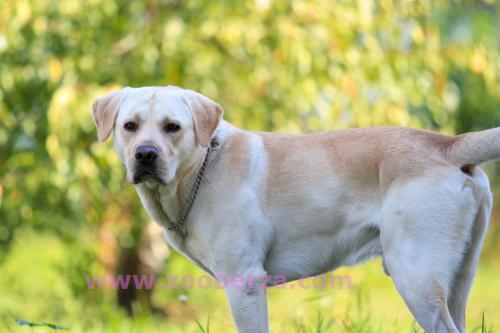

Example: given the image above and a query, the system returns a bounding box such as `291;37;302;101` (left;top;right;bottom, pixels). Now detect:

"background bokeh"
0;0;499;332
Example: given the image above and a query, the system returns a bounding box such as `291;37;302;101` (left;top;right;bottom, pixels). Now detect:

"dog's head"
92;86;223;185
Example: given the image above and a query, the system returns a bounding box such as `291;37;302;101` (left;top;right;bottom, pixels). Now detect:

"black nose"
135;145;159;165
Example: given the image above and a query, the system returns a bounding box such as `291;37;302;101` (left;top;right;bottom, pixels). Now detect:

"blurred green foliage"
0;0;499;332
1;0;499;248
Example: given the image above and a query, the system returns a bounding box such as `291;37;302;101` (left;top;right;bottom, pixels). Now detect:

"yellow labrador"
92;86;499;333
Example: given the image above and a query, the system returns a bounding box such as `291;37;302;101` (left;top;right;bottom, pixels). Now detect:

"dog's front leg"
223;270;270;333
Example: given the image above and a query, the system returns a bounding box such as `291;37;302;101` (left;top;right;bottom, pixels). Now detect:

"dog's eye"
164;123;181;133
124;122;138;131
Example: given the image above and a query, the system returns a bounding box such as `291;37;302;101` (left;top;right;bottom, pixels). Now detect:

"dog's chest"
139;186;213;272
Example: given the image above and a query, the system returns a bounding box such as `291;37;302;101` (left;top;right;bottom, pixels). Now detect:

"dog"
92;86;499;333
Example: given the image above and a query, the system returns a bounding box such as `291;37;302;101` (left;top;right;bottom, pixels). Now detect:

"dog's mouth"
132;169;166;185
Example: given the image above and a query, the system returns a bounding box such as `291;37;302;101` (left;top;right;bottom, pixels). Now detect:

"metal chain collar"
167;139;220;232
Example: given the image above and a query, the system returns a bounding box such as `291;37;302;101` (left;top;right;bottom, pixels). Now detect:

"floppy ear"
92;89;128;142
183;91;223;148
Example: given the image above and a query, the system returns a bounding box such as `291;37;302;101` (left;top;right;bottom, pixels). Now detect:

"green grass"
0;230;499;332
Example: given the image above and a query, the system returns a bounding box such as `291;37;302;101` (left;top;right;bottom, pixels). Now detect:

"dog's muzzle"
132;145;164;184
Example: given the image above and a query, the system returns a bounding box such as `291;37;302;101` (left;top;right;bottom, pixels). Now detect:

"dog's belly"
264;227;382;282
263;200;383;282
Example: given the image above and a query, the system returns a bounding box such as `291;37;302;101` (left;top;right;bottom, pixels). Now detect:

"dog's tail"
447;127;500;166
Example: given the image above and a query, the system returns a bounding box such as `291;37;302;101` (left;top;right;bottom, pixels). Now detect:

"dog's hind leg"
447;170;492;332
380;173;480;333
